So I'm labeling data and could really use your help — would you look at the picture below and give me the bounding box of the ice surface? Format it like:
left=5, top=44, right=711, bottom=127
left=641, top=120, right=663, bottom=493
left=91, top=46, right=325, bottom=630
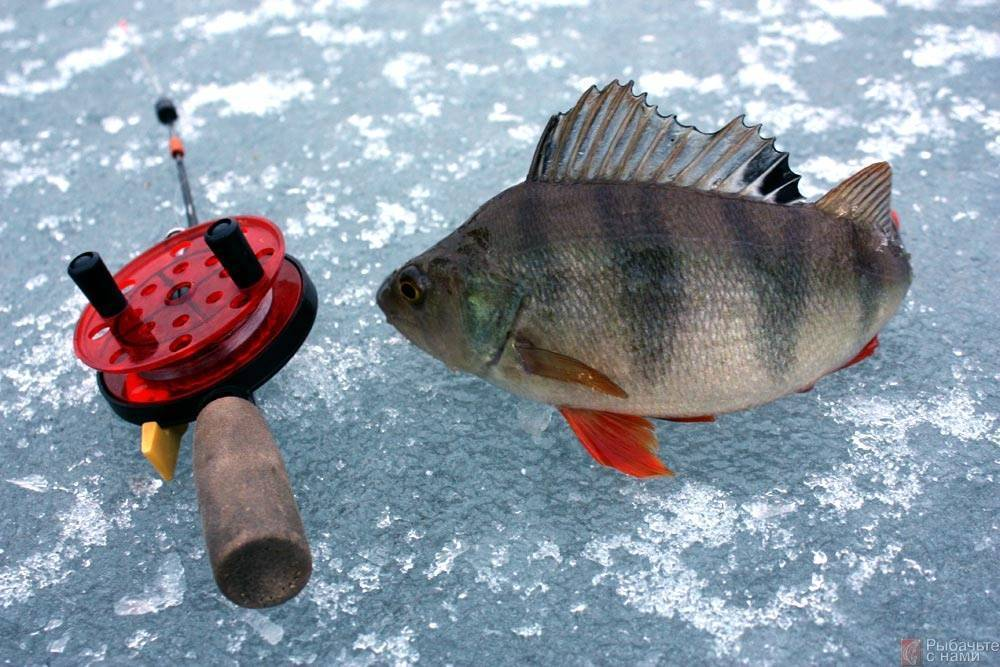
left=1, top=0, right=998, bottom=664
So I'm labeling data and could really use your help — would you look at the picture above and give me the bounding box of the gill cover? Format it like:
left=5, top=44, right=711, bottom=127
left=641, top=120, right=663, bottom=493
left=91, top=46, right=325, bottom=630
left=460, top=273, right=524, bottom=368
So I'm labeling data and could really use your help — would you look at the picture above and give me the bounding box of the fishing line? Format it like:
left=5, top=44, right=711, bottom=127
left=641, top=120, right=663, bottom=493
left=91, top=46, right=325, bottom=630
left=117, top=19, right=163, bottom=94
left=118, top=18, right=198, bottom=228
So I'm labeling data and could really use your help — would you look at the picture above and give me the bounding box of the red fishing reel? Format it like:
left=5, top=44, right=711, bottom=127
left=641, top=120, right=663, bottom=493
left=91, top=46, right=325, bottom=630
left=71, top=216, right=316, bottom=426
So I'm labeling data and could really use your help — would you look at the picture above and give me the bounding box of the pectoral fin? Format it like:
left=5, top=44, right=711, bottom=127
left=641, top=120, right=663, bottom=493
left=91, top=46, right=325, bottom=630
left=559, top=407, right=672, bottom=478
left=515, top=337, right=627, bottom=399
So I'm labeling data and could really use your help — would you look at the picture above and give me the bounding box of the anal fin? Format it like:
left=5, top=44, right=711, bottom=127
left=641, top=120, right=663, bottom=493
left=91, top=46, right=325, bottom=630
left=558, top=407, right=672, bottom=478
left=660, top=415, right=715, bottom=423
left=838, top=336, right=878, bottom=371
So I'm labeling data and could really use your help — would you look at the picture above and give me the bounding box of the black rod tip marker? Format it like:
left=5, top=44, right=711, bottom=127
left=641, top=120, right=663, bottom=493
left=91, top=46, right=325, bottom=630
left=205, top=218, right=264, bottom=289
left=67, top=251, right=127, bottom=318
left=155, top=97, right=178, bottom=126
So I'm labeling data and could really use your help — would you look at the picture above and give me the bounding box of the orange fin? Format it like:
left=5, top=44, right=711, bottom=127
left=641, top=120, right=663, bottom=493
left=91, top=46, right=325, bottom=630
left=839, top=336, right=878, bottom=371
left=661, top=415, right=715, bottom=423
left=516, top=338, right=627, bottom=398
left=890, top=209, right=901, bottom=231
left=558, top=407, right=672, bottom=478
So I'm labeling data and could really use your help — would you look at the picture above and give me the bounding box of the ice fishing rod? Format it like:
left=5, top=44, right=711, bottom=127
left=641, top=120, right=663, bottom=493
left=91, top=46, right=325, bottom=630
left=67, top=57, right=317, bottom=607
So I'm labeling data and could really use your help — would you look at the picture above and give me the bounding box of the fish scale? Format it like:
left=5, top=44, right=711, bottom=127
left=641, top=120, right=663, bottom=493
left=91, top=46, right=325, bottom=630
left=378, top=81, right=911, bottom=477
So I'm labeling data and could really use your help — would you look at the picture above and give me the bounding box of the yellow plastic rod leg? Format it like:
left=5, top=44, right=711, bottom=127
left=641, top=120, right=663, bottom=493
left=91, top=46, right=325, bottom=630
left=141, top=422, right=188, bottom=481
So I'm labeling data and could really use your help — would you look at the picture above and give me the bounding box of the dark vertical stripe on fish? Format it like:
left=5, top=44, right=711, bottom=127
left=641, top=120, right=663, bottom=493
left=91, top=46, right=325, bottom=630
left=512, top=184, right=574, bottom=331
left=722, top=199, right=809, bottom=379
left=512, top=184, right=550, bottom=283
left=597, top=185, right=685, bottom=385
left=849, top=222, right=879, bottom=341
left=590, top=185, right=632, bottom=367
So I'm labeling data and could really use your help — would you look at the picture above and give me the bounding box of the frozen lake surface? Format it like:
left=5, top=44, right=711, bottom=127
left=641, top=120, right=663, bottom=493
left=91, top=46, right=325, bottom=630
left=1, top=0, right=998, bottom=664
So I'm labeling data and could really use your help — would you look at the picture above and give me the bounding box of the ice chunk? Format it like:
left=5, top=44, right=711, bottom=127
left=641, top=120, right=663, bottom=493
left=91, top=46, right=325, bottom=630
left=47, top=633, right=70, bottom=654
left=113, top=553, right=185, bottom=616
left=512, top=623, right=542, bottom=638
left=6, top=474, right=48, bottom=492
left=242, top=610, right=284, bottom=646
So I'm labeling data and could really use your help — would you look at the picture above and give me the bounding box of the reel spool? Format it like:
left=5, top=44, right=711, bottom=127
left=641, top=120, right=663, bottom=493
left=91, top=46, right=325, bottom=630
left=68, top=96, right=316, bottom=608
left=71, top=217, right=315, bottom=426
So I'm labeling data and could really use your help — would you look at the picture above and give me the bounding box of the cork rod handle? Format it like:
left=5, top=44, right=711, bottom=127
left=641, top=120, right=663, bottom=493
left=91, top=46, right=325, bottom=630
left=193, top=396, right=311, bottom=608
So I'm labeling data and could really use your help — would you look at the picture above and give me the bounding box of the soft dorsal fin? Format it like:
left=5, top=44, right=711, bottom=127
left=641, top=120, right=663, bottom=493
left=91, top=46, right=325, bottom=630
left=816, top=162, right=893, bottom=233
left=527, top=80, right=803, bottom=204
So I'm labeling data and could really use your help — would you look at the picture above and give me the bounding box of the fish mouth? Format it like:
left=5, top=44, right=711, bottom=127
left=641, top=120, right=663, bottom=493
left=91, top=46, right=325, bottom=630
left=376, top=274, right=393, bottom=317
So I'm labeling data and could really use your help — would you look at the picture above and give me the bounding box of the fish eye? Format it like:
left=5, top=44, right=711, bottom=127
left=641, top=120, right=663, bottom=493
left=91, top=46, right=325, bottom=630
left=397, top=266, right=426, bottom=305
left=399, top=278, right=420, bottom=302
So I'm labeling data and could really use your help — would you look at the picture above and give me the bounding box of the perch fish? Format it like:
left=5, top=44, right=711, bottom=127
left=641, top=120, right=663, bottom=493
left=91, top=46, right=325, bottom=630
left=378, top=80, right=912, bottom=477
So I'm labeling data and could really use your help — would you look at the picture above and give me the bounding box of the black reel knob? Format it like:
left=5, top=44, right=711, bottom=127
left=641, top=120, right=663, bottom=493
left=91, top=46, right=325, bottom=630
left=67, top=251, right=127, bottom=318
left=205, top=218, right=265, bottom=289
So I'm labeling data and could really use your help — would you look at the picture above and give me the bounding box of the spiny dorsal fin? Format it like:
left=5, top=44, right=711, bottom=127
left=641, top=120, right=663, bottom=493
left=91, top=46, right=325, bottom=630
left=527, top=80, right=803, bottom=204
left=816, top=162, right=893, bottom=233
